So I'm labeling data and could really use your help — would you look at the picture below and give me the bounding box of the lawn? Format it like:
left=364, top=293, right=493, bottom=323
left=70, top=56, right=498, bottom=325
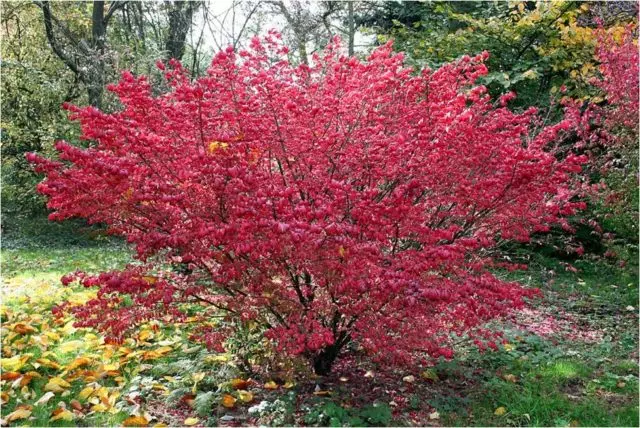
left=1, top=219, right=638, bottom=427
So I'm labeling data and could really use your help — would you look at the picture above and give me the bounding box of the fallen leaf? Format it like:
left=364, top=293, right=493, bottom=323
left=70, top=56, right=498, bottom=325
left=66, top=357, right=92, bottom=371
left=1, top=354, right=31, bottom=371
left=78, top=386, right=95, bottom=400
left=1, top=371, right=22, bottom=381
left=237, top=390, right=253, bottom=403
left=35, top=391, right=56, bottom=405
left=231, top=378, right=249, bottom=390
left=364, top=370, right=374, bottom=378
left=5, top=407, right=31, bottom=422
left=58, top=340, right=84, bottom=353
left=70, top=399, right=83, bottom=411
left=503, top=374, right=518, bottom=383
left=50, top=408, right=74, bottom=421
left=429, top=411, right=440, bottom=420
left=123, top=415, right=149, bottom=426
left=44, top=377, right=71, bottom=393
left=184, top=417, right=199, bottom=426
left=494, top=406, right=507, bottom=416
left=264, top=381, right=278, bottom=390
left=221, top=394, right=236, bottom=408
left=402, top=375, right=416, bottom=383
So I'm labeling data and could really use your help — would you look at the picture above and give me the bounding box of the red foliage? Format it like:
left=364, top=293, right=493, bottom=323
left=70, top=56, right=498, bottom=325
left=28, top=33, right=588, bottom=373
left=594, top=24, right=639, bottom=134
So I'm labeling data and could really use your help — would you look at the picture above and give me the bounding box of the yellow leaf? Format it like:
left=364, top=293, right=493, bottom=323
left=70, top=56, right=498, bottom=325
left=58, top=340, right=84, bottom=353
left=494, top=406, right=507, bottom=416
left=503, top=343, right=515, bottom=352
left=264, top=381, right=278, bottom=390
left=1, top=354, right=32, bottom=372
left=338, top=246, right=346, bottom=257
left=5, top=407, right=32, bottom=422
left=184, top=417, right=199, bottom=426
left=237, top=390, right=253, bottom=403
left=66, top=357, right=92, bottom=371
left=44, top=377, right=71, bottom=393
left=283, top=381, right=295, bottom=389
left=78, top=386, right=95, bottom=400
left=138, top=330, right=154, bottom=342
left=123, top=415, right=149, bottom=426
left=91, top=403, right=109, bottom=412
left=50, top=408, right=74, bottom=422
left=221, top=394, right=236, bottom=408
left=36, top=358, right=62, bottom=370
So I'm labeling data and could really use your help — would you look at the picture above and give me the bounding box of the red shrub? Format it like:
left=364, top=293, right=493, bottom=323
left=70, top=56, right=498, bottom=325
left=29, top=34, right=587, bottom=374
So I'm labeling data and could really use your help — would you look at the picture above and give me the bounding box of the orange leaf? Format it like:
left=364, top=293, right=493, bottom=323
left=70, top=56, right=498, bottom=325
left=66, top=357, right=91, bottom=371
left=123, top=415, right=149, bottom=427
left=13, top=323, right=37, bottom=335
left=221, top=394, right=236, bottom=408
left=1, top=371, right=21, bottom=381
left=230, top=378, right=249, bottom=390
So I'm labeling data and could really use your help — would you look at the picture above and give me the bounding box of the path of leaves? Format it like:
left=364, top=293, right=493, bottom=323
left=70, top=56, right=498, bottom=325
left=0, top=273, right=271, bottom=427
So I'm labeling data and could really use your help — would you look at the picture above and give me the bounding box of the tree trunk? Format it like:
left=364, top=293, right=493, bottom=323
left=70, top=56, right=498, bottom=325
left=165, top=1, right=199, bottom=61
left=311, top=332, right=350, bottom=375
left=347, top=1, right=355, bottom=56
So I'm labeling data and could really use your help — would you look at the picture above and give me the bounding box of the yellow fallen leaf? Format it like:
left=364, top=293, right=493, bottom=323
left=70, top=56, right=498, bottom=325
left=67, top=357, right=92, bottom=371
left=5, top=407, right=31, bottom=422
left=58, top=340, right=84, bottom=353
left=123, top=415, right=149, bottom=426
left=283, top=380, right=295, bottom=389
left=221, top=394, right=236, bottom=408
left=192, top=372, right=206, bottom=382
left=36, top=357, right=62, bottom=370
left=138, top=330, right=154, bottom=342
left=1, top=354, right=31, bottom=371
left=78, top=386, right=95, bottom=400
left=184, top=417, right=199, bottom=426
left=264, top=381, right=278, bottom=390
left=44, top=377, right=71, bottom=393
left=494, top=406, right=507, bottom=416
left=1, top=392, right=9, bottom=404
left=237, top=390, right=253, bottom=403
left=91, top=403, right=109, bottom=412
left=50, top=408, right=74, bottom=421
left=503, top=343, right=515, bottom=352
left=153, top=424, right=168, bottom=428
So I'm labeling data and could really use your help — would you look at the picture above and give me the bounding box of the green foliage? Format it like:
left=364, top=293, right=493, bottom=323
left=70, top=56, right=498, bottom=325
left=303, top=400, right=393, bottom=427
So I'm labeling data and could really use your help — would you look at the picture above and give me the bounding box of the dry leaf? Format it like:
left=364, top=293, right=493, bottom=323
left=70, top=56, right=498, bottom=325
left=231, top=378, right=249, bottom=390
left=35, top=391, right=56, bottom=405
left=5, top=407, right=31, bottom=422
left=237, top=390, right=253, bottom=403
left=50, top=408, right=74, bottom=422
left=44, top=377, right=71, bottom=393
left=123, top=415, right=150, bottom=426
left=221, top=394, right=236, bottom=408
left=494, top=406, right=507, bottom=416
left=67, top=357, right=91, bottom=371
left=184, top=417, right=199, bottom=426
left=264, top=381, right=278, bottom=390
